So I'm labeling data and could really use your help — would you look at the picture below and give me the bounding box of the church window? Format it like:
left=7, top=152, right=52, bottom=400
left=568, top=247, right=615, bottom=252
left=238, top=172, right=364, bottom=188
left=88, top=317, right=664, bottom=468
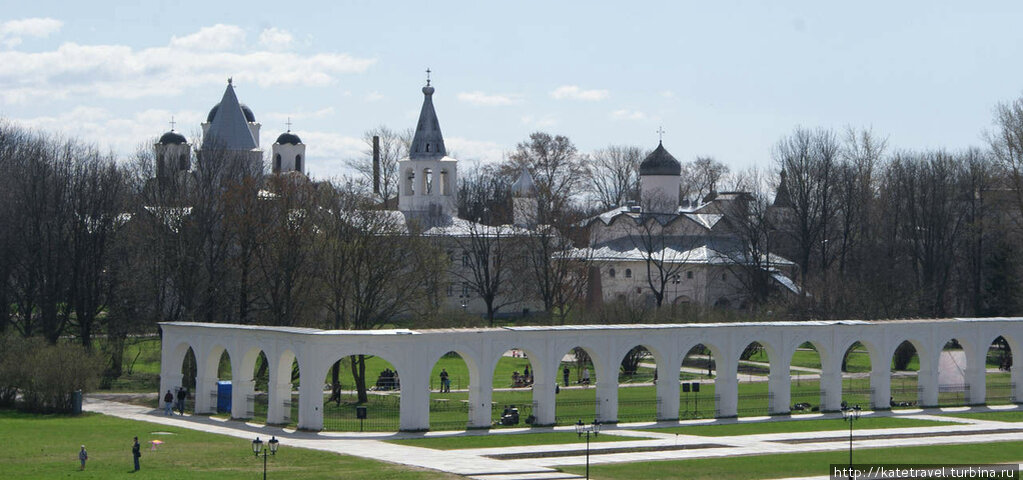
left=446, top=284, right=454, bottom=297
left=635, top=287, right=642, bottom=294
left=462, top=282, right=471, bottom=297
left=686, top=271, right=693, bottom=279
left=608, top=268, right=616, bottom=278
left=405, top=169, right=415, bottom=196
left=295, top=155, right=302, bottom=172
left=462, top=252, right=470, bottom=267
left=722, top=273, right=727, bottom=281
left=273, top=154, right=281, bottom=172
left=625, top=268, right=632, bottom=278
left=426, top=143, right=431, bottom=152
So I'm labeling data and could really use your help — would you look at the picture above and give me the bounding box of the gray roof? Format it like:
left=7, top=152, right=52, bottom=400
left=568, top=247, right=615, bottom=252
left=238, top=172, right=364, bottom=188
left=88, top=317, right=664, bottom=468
left=408, top=85, right=447, bottom=160
left=202, top=81, right=258, bottom=151
left=275, top=132, right=302, bottom=145
left=511, top=168, right=537, bottom=197
left=207, top=103, right=256, bottom=123
left=639, top=141, right=681, bottom=176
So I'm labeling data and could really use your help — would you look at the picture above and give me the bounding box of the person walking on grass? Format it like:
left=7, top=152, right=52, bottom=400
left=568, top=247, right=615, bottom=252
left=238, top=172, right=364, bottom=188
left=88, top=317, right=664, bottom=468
left=176, top=387, right=187, bottom=415
left=132, top=436, right=141, bottom=472
left=79, top=445, right=87, bottom=471
left=563, top=366, right=570, bottom=387
left=163, top=390, right=174, bottom=415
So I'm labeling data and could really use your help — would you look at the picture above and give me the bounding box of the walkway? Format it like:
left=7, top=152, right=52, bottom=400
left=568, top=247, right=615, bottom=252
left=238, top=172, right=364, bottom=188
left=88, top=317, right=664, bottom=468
left=85, top=396, right=1022, bottom=480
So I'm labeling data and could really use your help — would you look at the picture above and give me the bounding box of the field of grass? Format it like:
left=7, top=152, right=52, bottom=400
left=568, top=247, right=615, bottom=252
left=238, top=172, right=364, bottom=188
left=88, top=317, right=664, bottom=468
left=0, top=410, right=457, bottom=479
left=941, top=410, right=1023, bottom=422
left=641, top=416, right=953, bottom=436
left=387, top=431, right=645, bottom=450
left=561, top=441, right=1023, bottom=480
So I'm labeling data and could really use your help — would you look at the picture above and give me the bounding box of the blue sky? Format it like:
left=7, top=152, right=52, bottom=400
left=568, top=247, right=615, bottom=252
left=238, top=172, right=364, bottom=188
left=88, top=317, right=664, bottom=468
left=2, top=1, right=1022, bottom=179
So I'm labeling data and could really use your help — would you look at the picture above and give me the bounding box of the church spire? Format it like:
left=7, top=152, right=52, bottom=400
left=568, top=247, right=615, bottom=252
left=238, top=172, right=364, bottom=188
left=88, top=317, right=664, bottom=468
left=202, top=79, right=258, bottom=151
left=409, top=75, right=446, bottom=160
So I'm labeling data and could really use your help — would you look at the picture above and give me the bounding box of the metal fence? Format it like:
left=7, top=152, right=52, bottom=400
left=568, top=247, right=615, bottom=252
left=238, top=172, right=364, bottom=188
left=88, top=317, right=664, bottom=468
left=736, top=392, right=773, bottom=415
left=987, top=382, right=1016, bottom=404
left=322, top=395, right=400, bottom=432
left=554, top=399, right=598, bottom=425
left=616, top=398, right=660, bottom=423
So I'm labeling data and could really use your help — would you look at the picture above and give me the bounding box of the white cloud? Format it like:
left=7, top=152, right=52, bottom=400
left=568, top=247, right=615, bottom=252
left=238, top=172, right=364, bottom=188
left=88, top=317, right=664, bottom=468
left=0, top=24, right=376, bottom=104
left=170, top=24, right=245, bottom=51
left=13, top=106, right=205, bottom=157
left=550, top=85, right=609, bottom=101
left=262, top=107, right=336, bottom=124
left=258, top=27, right=293, bottom=51
left=0, top=17, right=62, bottom=48
left=364, top=91, right=385, bottom=102
left=521, top=115, right=558, bottom=128
left=456, top=91, right=521, bottom=107
left=660, top=90, right=675, bottom=98
left=446, top=137, right=505, bottom=164
left=611, top=109, right=647, bottom=121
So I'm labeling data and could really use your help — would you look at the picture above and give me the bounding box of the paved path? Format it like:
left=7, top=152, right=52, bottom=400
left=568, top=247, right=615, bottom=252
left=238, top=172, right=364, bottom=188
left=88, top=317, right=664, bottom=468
left=85, top=396, right=1022, bottom=480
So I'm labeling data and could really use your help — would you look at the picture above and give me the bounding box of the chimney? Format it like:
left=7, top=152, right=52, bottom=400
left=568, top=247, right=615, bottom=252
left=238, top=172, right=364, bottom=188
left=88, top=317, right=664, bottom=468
left=372, top=135, right=380, bottom=195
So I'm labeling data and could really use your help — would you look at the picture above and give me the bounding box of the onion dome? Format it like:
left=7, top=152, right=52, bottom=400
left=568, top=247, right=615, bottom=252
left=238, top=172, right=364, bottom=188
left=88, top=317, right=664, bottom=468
left=275, top=132, right=302, bottom=145
left=639, top=141, right=681, bottom=176
left=206, top=102, right=256, bottom=123
left=158, top=130, right=187, bottom=145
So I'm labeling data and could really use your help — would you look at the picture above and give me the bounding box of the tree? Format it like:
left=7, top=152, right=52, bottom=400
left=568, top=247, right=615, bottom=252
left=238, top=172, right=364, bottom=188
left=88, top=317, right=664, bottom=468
left=453, top=218, right=523, bottom=326
left=585, top=145, right=641, bottom=211
left=681, top=156, right=729, bottom=204
left=347, top=126, right=412, bottom=205
left=504, top=132, right=584, bottom=216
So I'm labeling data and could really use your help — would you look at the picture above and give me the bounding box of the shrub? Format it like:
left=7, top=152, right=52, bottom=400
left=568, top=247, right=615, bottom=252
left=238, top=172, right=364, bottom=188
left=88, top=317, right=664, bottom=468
left=0, top=334, right=103, bottom=413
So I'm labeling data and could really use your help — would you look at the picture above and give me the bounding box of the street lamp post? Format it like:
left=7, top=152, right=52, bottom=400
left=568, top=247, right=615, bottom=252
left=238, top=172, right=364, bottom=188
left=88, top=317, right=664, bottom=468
left=841, top=405, right=860, bottom=480
left=575, top=419, right=601, bottom=480
left=251, top=436, right=279, bottom=480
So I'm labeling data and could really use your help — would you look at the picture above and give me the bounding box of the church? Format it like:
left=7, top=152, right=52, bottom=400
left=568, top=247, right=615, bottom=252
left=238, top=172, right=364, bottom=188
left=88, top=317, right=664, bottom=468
left=147, top=77, right=797, bottom=316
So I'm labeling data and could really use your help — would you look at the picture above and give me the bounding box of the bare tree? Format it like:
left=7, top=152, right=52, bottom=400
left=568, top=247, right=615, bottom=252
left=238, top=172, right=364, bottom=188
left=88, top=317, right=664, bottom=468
left=347, top=126, right=412, bottom=204
left=504, top=132, right=584, bottom=216
left=585, top=145, right=642, bottom=210
left=681, top=156, right=729, bottom=204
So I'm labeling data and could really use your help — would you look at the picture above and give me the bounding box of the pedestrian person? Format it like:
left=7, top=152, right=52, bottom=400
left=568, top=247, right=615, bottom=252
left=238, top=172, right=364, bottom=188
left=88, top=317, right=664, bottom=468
left=563, top=366, right=570, bottom=387
left=176, top=387, right=187, bottom=415
left=439, top=368, right=450, bottom=393
left=582, top=367, right=590, bottom=385
left=132, top=436, right=141, bottom=472
left=79, top=445, right=88, bottom=471
left=163, top=390, right=174, bottom=415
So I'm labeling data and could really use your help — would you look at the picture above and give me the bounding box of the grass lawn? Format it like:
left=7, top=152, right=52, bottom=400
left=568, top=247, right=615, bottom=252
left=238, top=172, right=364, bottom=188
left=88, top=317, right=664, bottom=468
left=940, top=410, right=1023, bottom=422
left=0, top=410, right=457, bottom=479
left=387, top=431, right=645, bottom=450
left=640, top=416, right=954, bottom=436
left=561, top=441, right=1023, bottom=480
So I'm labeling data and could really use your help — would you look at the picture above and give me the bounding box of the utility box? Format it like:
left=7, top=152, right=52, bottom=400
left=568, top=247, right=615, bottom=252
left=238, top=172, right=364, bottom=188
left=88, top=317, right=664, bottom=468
left=216, top=381, right=232, bottom=413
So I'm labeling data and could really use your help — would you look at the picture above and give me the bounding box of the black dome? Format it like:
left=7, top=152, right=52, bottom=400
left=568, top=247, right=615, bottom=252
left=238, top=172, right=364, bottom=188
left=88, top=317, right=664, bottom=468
left=639, top=142, right=681, bottom=176
left=158, top=130, right=188, bottom=145
left=275, top=132, right=302, bottom=145
left=206, top=102, right=255, bottom=123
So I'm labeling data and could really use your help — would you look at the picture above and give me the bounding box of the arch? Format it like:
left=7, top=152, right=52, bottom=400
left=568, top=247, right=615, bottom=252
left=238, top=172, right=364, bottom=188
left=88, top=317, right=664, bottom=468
left=490, top=347, right=538, bottom=428
left=267, top=349, right=300, bottom=426
left=735, top=341, right=772, bottom=416
left=428, top=350, right=473, bottom=430
left=937, top=337, right=970, bottom=406
left=839, top=340, right=875, bottom=409
left=273, top=154, right=281, bottom=172
left=404, top=168, right=415, bottom=196
left=680, top=343, right=720, bottom=419
left=554, top=345, right=600, bottom=425
left=616, top=344, right=660, bottom=422
left=422, top=168, right=433, bottom=195
left=321, top=351, right=401, bottom=431
left=609, top=268, right=616, bottom=278
left=440, top=169, right=450, bottom=195
left=295, top=154, right=302, bottom=172
left=984, top=335, right=1015, bottom=405
left=788, top=341, right=824, bottom=414
left=889, top=340, right=922, bottom=409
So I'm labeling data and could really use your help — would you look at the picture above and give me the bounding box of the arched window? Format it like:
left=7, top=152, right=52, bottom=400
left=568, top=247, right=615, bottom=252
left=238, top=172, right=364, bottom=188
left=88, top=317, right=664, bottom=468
left=608, top=268, right=616, bottom=278
left=295, top=154, right=302, bottom=172
left=273, top=154, right=281, bottom=173
left=625, top=268, right=632, bottom=278
left=404, top=169, right=415, bottom=196
left=426, top=143, right=431, bottom=152
left=423, top=168, right=433, bottom=194
left=440, top=169, right=449, bottom=195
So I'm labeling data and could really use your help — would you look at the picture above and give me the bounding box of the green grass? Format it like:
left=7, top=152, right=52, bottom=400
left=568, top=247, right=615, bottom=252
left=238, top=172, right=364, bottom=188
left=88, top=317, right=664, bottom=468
left=940, top=410, right=1023, bottom=422
left=387, top=431, right=644, bottom=450
left=641, top=416, right=954, bottom=436
left=0, top=410, right=457, bottom=479
left=561, top=441, right=1023, bottom=480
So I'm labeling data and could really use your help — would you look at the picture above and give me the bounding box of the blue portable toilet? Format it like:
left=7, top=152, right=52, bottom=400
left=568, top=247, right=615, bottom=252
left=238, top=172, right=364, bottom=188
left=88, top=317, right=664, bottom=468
left=217, top=381, right=232, bottom=413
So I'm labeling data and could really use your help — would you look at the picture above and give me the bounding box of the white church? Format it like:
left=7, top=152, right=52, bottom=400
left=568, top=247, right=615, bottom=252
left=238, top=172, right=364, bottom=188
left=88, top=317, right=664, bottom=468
left=148, top=77, right=797, bottom=315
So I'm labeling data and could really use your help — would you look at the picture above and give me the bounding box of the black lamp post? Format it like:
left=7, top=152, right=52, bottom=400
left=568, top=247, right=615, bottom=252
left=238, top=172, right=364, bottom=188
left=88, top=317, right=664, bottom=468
left=841, top=405, right=860, bottom=480
left=575, top=419, right=600, bottom=480
left=252, top=436, right=279, bottom=480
